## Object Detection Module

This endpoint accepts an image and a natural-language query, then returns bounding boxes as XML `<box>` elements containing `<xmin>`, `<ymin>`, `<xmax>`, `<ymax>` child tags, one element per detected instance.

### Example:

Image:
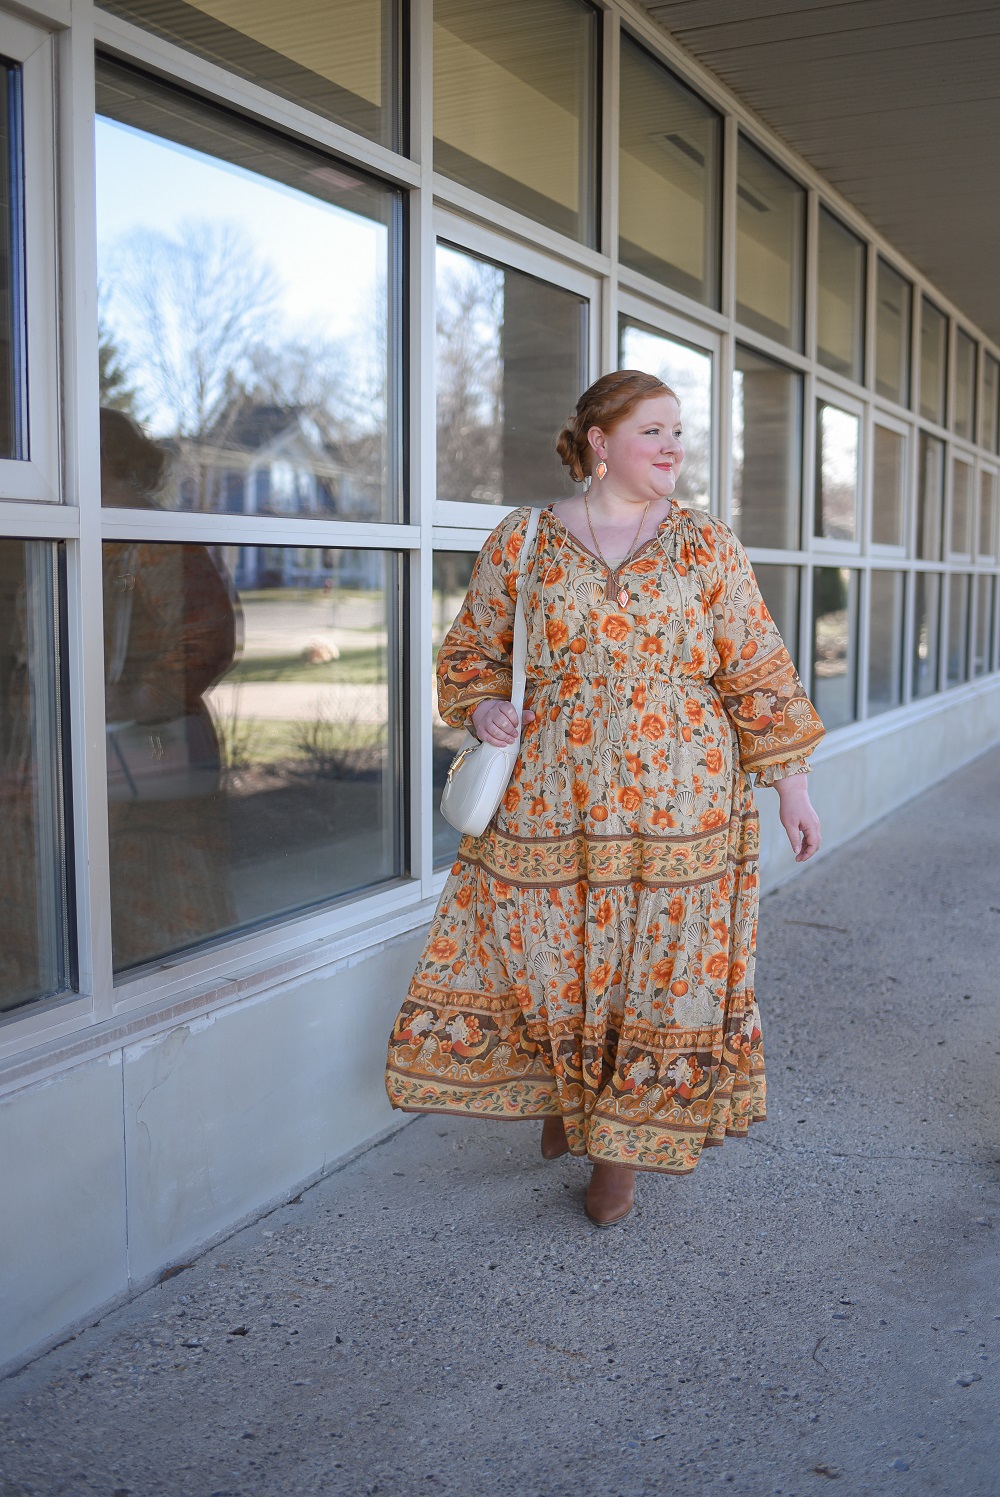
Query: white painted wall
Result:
<box><xmin>2</xmin><ymin>675</ymin><xmax>999</xmax><ymax>1375</ymax></box>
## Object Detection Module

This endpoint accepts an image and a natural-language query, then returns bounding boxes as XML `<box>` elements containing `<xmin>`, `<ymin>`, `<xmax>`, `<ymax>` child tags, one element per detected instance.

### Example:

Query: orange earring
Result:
<box><xmin>595</xmin><ymin>460</ymin><xmax>608</xmax><ymax>481</ymax></box>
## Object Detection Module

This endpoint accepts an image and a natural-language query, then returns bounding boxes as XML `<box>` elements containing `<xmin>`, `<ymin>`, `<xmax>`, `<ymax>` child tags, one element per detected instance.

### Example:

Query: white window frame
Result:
<box><xmin>812</xmin><ymin>384</ymin><xmax>864</xmax><ymax>556</ymax></box>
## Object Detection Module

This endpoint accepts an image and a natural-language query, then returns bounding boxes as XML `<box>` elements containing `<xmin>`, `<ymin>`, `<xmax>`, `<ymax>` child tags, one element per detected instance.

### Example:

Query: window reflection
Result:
<box><xmin>982</xmin><ymin>354</ymin><xmax>1000</xmax><ymax>454</ymax></box>
<box><xmin>916</xmin><ymin>434</ymin><xmax>944</xmax><ymax>560</ymax></box>
<box><xmin>979</xmin><ymin>470</ymin><xmax>998</xmax><ymax>561</ymax></box>
<box><xmin>911</xmin><ymin>571</ymin><xmax>941</xmax><ymax>699</ymax></box>
<box><xmin>434</xmin><ymin>0</ymin><xmax>598</xmax><ymax>244</ymax></box>
<box><xmin>811</xmin><ymin>566</ymin><xmax>858</xmax><ymax>730</ymax></box>
<box><xmin>867</xmin><ymin>571</ymin><xmax>904</xmax><ymax>716</ymax></box>
<box><xmin>619</xmin><ymin>321</ymin><xmax>711</xmax><ymax>509</ymax></box>
<box><xmin>919</xmin><ymin>299</ymin><xmax>947</xmax><ymax>425</ymax></box>
<box><xmin>0</xmin><ymin>58</ymin><xmax>23</xmax><ymax>460</ymax></box>
<box><xmin>816</xmin><ymin>209</ymin><xmax>865</xmax><ymax>383</ymax></box>
<box><xmin>619</xmin><ymin>34</ymin><xmax>721</xmax><ymax>307</ymax></box>
<box><xmin>96</xmin><ymin>60</ymin><xmax>398</xmax><ymax>522</ymax></box>
<box><xmin>753</xmin><ymin>564</ymin><xmax>799</xmax><ymax>665</ymax></box>
<box><xmin>945</xmin><ymin>575</ymin><xmax>970</xmax><ymax>687</ymax></box>
<box><xmin>949</xmin><ymin>459</ymin><xmax>973</xmax><ymax>556</ymax></box>
<box><xmin>872</xmin><ymin>424</ymin><xmax>905</xmax><ymax>548</ymax></box>
<box><xmin>972</xmin><ymin>576</ymin><xmax>995</xmax><ymax>677</ymax></box>
<box><xmin>96</xmin><ymin>0</ymin><xmax>401</xmax><ymax>149</ymax></box>
<box><xmin>436</xmin><ymin>243</ymin><xmax>585</xmax><ymax>507</ymax></box>
<box><xmin>815</xmin><ymin>402</ymin><xmax>858</xmax><ymax>542</ymax></box>
<box><xmin>0</xmin><ymin>541</ymin><xmax>68</xmax><ymax>1011</ymax></box>
<box><xmin>953</xmin><ymin>329</ymin><xmax>977</xmax><ymax>441</ymax></box>
<box><xmin>874</xmin><ymin>258</ymin><xmax>910</xmax><ymax>406</ymax></box>
<box><xmin>432</xmin><ymin>551</ymin><xmax>477</xmax><ymax>866</ymax></box>
<box><xmin>735</xmin><ymin>137</ymin><xmax>804</xmax><ymax>349</ymax></box>
<box><xmin>731</xmin><ymin>345</ymin><xmax>801</xmax><ymax>549</ymax></box>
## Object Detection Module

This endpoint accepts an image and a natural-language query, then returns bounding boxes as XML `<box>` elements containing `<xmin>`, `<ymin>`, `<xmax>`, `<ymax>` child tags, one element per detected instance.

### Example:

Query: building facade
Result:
<box><xmin>2</xmin><ymin>0</ymin><xmax>999</xmax><ymax>1371</ymax></box>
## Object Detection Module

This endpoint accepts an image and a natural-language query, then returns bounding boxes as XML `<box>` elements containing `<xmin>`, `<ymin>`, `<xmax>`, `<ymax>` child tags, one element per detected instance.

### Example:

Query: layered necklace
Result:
<box><xmin>584</xmin><ymin>492</ymin><xmax>650</xmax><ymax>608</ymax></box>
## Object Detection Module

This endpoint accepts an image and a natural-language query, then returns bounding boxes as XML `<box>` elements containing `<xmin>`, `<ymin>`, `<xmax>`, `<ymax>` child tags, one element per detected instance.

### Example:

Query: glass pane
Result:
<box><xmin>436</xmin><ymin>243</ymin><xmax>586</xmax><ymax>508</ymax></box>
<box><xmin>981</xmin><ymin>354</ymin><xmax>1000</xmax><ymax>453</ymax></box>
<box><xmin>874</xmin><ymin>257</ymin><xmax>910</xmax><ymax>405</ymax></box>
<box><xmin>814</xmin><ymin>401</ymin><xmax>859</xmax><ymax>542</ymax></box>
<box><xmin>735</xmin><ymin>136</ymin><xmax>804</xmax><ymax>349</ymax></box>
<box><xmin>816</xmin><ymin>208</ymin><xmax>865</xmax><ymax>383</ymax></box>
<box><xmin>753</xmin><ymin>563</ymin><xmax>799</xmax><ymax>666</ymax></box>
<box><xmin>979</xmin><ymin>470</ymin><xmax>998</xmax><ymax>560</ymax></box>
<box><xmin>619</xmin><ymin>321</ymin><xmax>711</xmax><ymax>509</ymax></box>
<box><xmin>953</xmin><ymin>329</ymin><xmax>977</xmax><ymax>441</ymax></box>
<box><xmin>919</xmin><ymin>298</ymin><xmax>947</xmax><ymax>424</ymax></box>
<box><xmin>103</xmin><ymin>539</ymin><xmax>401</xmax><ymax>973</ymax></box>
<box><xmin>949</xmin><ymin>458</ymin><xmax>973</xmax><ymax>556</ymax></box>
<box><xmin>731</xmin><ymin>344</ymin><xmax>801</xmax><ymax>549</ymax></box>
<box><xmin>972</xmin><ymin>575</ymin><xmax>995</xmax><ymax>677</ymax></box>
<box><xmin>871</xmin><ymin>424</ymin><xmax>905</xmax><ymax>548</ymax></box>
<box><xmin>945</xmin><ymin>573</ymin><xmax>970</xmax><ymax>686</ymax></box>
<box><xmin>96</xmin><ymin>60</ymin><xmax>398</xmax><ymax>522</ymax></box>
<box><xmin>96</xmin><ymin>0</ymin><xmax>400</xmax><ymax>149</ymax></box>
<box><xmin>867</xmin><ymin>570</ymin><xmax>904</xmax><ymax>716</ymax></box>
<box><xmin>911</xmin><ymin>571</ymin><xmax>941</xmax><ymax>699</ymax></box>
<box><xmin>0</xmin><ymin>541</ymin><xmax>69</xmax><ymax>1011</ymax></box>
<box><xmin>432</xmin><ymin>550</ymin><xmax>477</xmax><ymax>867</ymax></box>
<box><xmin>916</xmin><ymin>433</ymin><xmax>944</xmax><ymax>560</ymax></box>
<box><xmin>619</xmin><ymin>33</ymin><xmax>721</xmax><ymax>307</ymax></box>
<box><xmin>0</xmin><ymin>59</ymin><xmax>23</xmax><ymax>460</ymax></box>
<box><xmin>811</xmin><ymin>566</ymin><xmax>858</xmax><ymax>730</ymax></box>
<box><xmin>434</xmin><ymin>0</ymin><xmax>597</xmax><ymax>245</ymax></box>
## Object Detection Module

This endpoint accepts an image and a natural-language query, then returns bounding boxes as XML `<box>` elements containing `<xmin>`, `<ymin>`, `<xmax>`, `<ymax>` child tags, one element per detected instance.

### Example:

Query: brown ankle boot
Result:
<box><xmin>585</xmin><ymin>1161</ymin><xmax>636</xmax><ymax>1225</ymax></box>
<box><xmin>540</xmin><ymin>1114</ymin><xmax>570</xmax><ymax>1160</ymax></box>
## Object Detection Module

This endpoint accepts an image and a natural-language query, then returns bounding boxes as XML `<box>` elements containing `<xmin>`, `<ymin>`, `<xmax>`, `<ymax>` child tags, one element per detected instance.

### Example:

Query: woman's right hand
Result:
<box><xmin>470</xmin><ymin>699</ymin><xmax>536</xmax><ymax>748</ymax></box>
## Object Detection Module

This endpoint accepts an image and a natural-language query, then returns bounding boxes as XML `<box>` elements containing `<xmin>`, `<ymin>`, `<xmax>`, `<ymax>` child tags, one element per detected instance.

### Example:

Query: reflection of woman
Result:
<box><xmin>386</xmin><ymin>372</ymin><xmax>824</xmax><ymax>1226</ymax></box>
<box><xmin>101</xmin><ymin>409</ymin><xmax>238</xmax><ymax>971</ymax></box>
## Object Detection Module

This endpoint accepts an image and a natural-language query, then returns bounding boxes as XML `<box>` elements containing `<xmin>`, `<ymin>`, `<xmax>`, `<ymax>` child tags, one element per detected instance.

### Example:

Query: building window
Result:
<box><xmin>972</xmin><ymin>575</ymin><xmax>996</xmax><ymax>676</ymax></box>
<box><xmin>814</xmin><ymin>400</ymin><xmax>859</xmax><ymax>543</ymax></box>
<box><xmin>434</xmin><ymin>0</ymin><xmax>598</xmax><ymax>245</ymax></box>
<box><xmin>432</xmin><ymin>550</ymin><xmax>476</xmax><ymax>866</ymax></box>
<box><xmin>619</xmin><ymin>319</ymin><xmax>711</xmax><ymax>509</ymax></box>
<box><xmin>953</xmin><ymin>329</ymin><xmax>977</xmax><ymax>441</ymax></box>
<box><xmin>96</xmin><ymin>59</ymin><xmax>400</xmax><ymax>523</ymax></box>
<box><xmin>981</xmin><ymin>353</ymin><xmax>1000</xmax><ymax>454</ymax></box>
<box><xmin>811</xmin><ymin>566</ymin><xmax>858</xmax><ymax>730</ymax></box>
<box><xmin>618</xmin><ymin>33</ymin><xmax>721</xmax><ymax>307</ymax></box>
<box><xmin>945</xmin><ymin>573</ymin><xmax>971</xmax><ymax>687</ymax></box>
<box><xmin>871</xmin><ymin>423</ymin><xmax>906</xmax><ymax>548</ymax></box>
<box><xmin>0</xmin><ymin>57</ymin><xmax>24</xmax><ymax>460</ymax></box>
<box><xmin>731</xmin><ymin>345</ymin><xmax>802</xmax><ymax>549</ymax></box>
<box><xmin>919</xmin><ymin>298</ymin><xmax>947</xmax><ymax>425</ymax></box>
<box><xmin>436</xmin><ymin>243</ymin><xmax>586</xmax><ymax>508</ymax></box>
<box><xmin>754</xmin><ymin>564</ymin><xmax>800</xmax><ymax>665</ymax></box>
<box><xmin>816</xmin><ymin>208</ymin><xmax>865</xmax><ymax>384</ymax></box>
<box><xmin>916</xmin><ymin>433</ymin><xmax>944</xmax><ymax>560</ymax></box>
<box><xmin>96</xmin><ymin>0</ymin><xmax>402</xmax><ymax>150</ymax></box>
<box><xmin>949</xmin><ymin>457</ymin><xmax>974</xmax><ymax>557</ymax></box>
<box><xmin>867</xmin><ymin>570</ymin><xmax>905</xmax><ymax>716</ymax></box>
<box><xmin>103</xmin><ymin>541</ymin><xmax>402</xmax><ymax>974</ymax></box>
<box><xmin>0</xmin><ymin>541</ymin><xmax>69</xmax><ymax>1012</ymax></box>
<box><xmin>979</xmin><ymin>470</ymin><xmax>998</xmax><ymax>561</ymax></box>
<box><xmin>874</xmin><ymin>258</ymin><xmax>910</xmax><ymax>406</ymax></box>
<box><xmin>735</xmin><ymin>136</ymin><xmax>804</xmax><ymax>350</ymax></box>
<box><xmin>911</xmin><ymin>571</ymin><xmax>941</xmax><ymax>698</ymax></box>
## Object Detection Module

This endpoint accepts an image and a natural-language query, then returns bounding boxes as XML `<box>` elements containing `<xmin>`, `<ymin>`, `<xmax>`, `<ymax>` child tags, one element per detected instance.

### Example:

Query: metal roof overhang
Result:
<box><xmin>641</xmin><ymin>0</ymin><xmax>1000</xmax><ymax>346</ymax></box>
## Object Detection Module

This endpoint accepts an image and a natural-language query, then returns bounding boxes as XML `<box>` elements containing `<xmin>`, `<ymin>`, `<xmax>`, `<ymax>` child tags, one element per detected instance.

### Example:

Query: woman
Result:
<box><xmin>386</xmin><ymin>371</ymin><xmax>824</xmax><ymax>1226</ymax></box>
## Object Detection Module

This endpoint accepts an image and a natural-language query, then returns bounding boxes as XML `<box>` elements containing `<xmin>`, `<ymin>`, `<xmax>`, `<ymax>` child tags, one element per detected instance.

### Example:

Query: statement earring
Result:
<box><xmin>595</xmin><ymin>460</ymin><xmax>608</xmax><ymax>481</ymax></box>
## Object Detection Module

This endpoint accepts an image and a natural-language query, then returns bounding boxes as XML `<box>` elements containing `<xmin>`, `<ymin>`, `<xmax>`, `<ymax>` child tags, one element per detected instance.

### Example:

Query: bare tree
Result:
<box><xmin>436</xmin><ymin>257</ymin><xmax>504</xmax><ymax>504</ymax></box>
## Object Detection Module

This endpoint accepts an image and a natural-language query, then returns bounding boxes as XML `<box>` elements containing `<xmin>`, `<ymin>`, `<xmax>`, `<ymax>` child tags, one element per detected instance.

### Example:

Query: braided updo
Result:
<box><xmin>555</xmin><ymin>370</ymin><xmax>678</xmax><ymax>482</ymax></box>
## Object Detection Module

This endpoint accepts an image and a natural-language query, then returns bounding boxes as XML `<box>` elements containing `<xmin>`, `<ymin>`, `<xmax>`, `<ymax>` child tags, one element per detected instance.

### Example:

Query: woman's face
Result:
<box><xmin>589</xmin><ymin>394</ymin><xmax>684</xmax><ymax>504</ymax></box>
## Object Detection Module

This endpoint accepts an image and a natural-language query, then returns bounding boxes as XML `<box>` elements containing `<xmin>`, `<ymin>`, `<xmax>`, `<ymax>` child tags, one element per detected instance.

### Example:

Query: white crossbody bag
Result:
<box><xmin>440</xmin><ymin>506</ymin><xmax>541</xmax><ymax>839</ymax></box>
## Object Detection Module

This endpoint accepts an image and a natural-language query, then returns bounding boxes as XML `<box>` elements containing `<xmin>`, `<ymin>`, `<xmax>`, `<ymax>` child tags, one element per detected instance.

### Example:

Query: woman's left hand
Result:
<box><xmin>773</xmin><ymin>773</ymin><xmax>821</xmax><ymax>862</ymax></box>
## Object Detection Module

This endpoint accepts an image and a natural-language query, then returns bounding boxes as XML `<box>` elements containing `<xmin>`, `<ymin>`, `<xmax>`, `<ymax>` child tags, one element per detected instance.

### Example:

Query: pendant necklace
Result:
<box><xmin>584</xmin><ymin>492</ymin><xmax>650</xmax><ymax>608</ymax></box>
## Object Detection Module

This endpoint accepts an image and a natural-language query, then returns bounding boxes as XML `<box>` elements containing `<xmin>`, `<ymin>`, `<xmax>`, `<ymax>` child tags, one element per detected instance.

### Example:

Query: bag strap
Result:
<box><xmin>509</xmin><ymin>506</ymin><xmax>542</xmax><ymax>714</ymax></box>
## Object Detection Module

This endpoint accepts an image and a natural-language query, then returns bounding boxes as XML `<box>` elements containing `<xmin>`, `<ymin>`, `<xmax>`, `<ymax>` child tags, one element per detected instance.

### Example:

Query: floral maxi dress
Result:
<box><xmin>385</xmin><ymin>506</ymin><xmax>825</xmax><ymax>1173</ymax></box>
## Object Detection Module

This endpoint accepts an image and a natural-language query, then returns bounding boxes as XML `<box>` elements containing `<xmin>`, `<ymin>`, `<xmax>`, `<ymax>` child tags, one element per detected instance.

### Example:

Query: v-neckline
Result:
<box><xmin>543</xmin><ymin>503</ymin><xmax>677</xmax><ymax>573</ymax></box>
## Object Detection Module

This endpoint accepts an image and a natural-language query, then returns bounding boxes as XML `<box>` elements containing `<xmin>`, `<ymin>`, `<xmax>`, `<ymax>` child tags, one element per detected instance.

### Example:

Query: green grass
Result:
<box><xmin>228</xmin><ymin>647</ymin><xmax>385</xmax><ymax>685</ymax></box>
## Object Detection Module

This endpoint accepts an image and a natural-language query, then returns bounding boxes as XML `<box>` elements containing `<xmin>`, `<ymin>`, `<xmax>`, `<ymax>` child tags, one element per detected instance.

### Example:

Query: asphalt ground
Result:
<box><xmin>1</xmin><ymin>748</ymin><xmax>998</xmax><ymax>1497</ymax></box>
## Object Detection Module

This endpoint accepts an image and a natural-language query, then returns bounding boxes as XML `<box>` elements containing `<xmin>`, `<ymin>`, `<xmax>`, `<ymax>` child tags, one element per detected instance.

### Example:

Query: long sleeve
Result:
<box><xmin>705</xmin><ymin>520</ymin><xmax>825</xmax><ymax>782</ymax></box>
<box><xmin>436</xmin><ymin>509</ymin><xmax>528</xmax><ymax>731</ymax></box>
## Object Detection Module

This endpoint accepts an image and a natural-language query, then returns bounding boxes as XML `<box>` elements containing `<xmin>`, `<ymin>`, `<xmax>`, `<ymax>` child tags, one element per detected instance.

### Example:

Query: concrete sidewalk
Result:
<box><xmin>1</xmin><ymin>750</ymin><xmax>998</xmax><ymax>1497</ymax></box>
